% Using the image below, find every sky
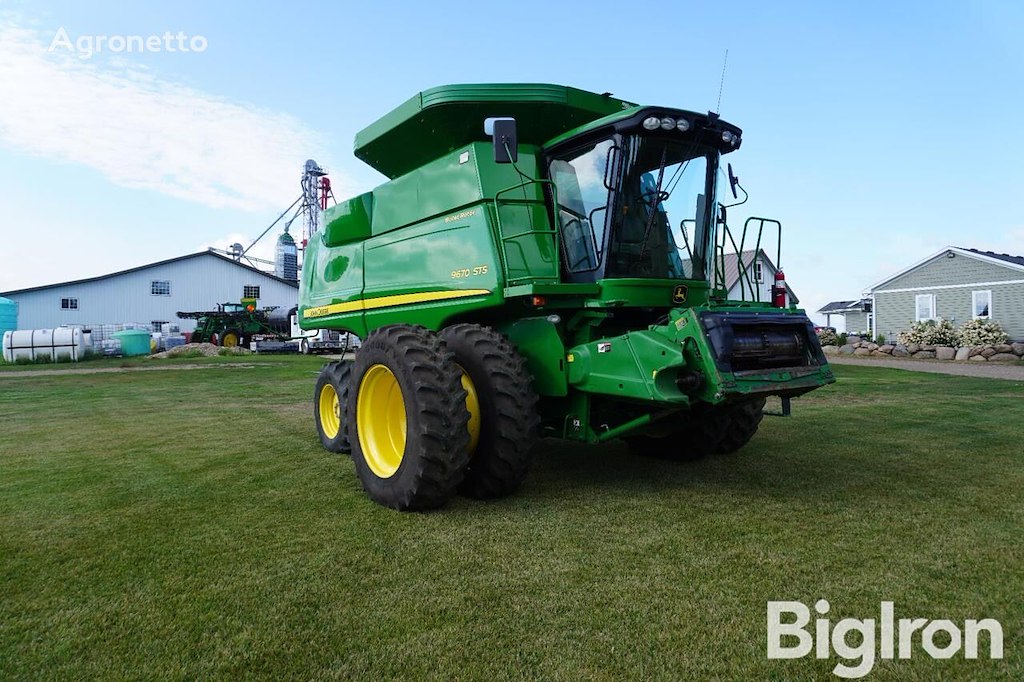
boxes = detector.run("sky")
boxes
[1,0,1022,323]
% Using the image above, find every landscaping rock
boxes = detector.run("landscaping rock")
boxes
[1012,342,1024,356]
[870,350,886,356]
[892,345,911,357]
[847,336,862,345]
[906,343,921,354]
[854,348,872,356]
[878,344,895,353]
[821,345,838,355]
[981,347,997,358]
[867,343,879,351]
[994,344,1014,354]
[969,346,986,357]
[913,350,936,359]
[920,344,936,352]
[839,344,856,355]
[954,347,971,361]
[969,355,988,362]
[988,353,1019,362]
[935,346,956,360]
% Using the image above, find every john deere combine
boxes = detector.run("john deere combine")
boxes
[301,84,833,510]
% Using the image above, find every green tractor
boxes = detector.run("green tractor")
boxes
[301,84,833,511]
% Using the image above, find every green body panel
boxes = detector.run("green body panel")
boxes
[355,84,635,178]
[323,193,373,246]
[300,82,835,443]
[497,317,568,397]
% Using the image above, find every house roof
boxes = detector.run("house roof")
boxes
[817,298,871,314]
[866,246,1024,292]
[964,248,1024,268]
[1,250,299,296]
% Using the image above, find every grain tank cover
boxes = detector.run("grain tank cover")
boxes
[354,84,636,179]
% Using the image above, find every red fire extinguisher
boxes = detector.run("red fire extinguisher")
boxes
[772,270,787,308]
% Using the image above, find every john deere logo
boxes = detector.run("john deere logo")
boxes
[672,284,688,304]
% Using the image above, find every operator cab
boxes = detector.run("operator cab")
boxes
[542,108,742,285]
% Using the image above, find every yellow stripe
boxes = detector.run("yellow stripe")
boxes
[302,289,491,320]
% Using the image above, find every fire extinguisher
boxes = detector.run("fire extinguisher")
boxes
[772,270,787,308]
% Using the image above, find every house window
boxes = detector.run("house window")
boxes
[243,285,260,299]
[972,290,992,319]
[753,261,764,283]
[915,294,936,321]
[61,297,78,310]
[151,280,171,296]
[151,320,169,332]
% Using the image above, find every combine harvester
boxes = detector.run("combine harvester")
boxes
[298,84,834,510]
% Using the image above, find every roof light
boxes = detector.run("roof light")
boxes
[675,118,690,132]
[642,116,661,130]
[660,117,676,130]
[722,131,734,144]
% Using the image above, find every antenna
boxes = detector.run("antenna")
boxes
[716,48,729,113]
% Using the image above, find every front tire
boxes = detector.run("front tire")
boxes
[440,324,540,499]
[349,325,470,511]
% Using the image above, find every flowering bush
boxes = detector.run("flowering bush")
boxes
[958,319,1009,347]
[816,328,838,346]
[897,319,959,346]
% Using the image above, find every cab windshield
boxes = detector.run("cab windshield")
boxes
[548,134,719,282]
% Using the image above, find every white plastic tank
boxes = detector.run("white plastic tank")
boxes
[3,328,86,363]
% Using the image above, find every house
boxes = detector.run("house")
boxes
[866,246,1024,341]
[816,298,872,334]
[719,249,800,305]
[1,250,299,333]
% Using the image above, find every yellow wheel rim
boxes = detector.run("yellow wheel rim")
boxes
[222,332,239,347]
[318,382,341,439]
[357,364,407,478]
[458,365,481,456]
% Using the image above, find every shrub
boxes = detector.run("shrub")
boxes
[875,334,886,345]
[897,319,958,347]
[816,328,838,346]
[836,333,848,347]
[958,319,1009,347]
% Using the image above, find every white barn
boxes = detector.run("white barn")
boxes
[1,251,299,333]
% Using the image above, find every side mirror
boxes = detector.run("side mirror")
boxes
[485,117,517,163]
[727,162,739,199]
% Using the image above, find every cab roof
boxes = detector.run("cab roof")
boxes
[354,84,636,178]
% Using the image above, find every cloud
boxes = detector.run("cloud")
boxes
[0,21,344,211]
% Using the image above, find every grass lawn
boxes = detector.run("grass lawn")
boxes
[1,359,1021,679]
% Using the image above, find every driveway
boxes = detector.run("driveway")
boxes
[828,355,1024,381]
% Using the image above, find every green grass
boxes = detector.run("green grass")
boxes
[1,360,1021,680]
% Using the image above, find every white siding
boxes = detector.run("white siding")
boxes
[5,253,298,332]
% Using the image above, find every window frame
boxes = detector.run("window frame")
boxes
[753,261,764,283]
[243,285,261,299]
[915,293,936,322]
[150,280,171,296]
[972,290,992,320]
[61,297,79,310]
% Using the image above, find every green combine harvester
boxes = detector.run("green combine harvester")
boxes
[300,84,834,510]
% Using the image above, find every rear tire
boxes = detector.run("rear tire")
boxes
[440,324,540,499]
[713,398,766,454]
[314,361,353,453]
[349,325,470,511]
[625,398,766,459]
[221,329,242,347]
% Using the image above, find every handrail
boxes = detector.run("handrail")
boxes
[493,179,561,286]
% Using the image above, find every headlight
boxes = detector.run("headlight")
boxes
[642,116,661,130]
[675,119,690,132]
[660,117,676,130]
[722,131,734,144]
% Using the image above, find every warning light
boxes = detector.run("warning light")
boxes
[530,295,546,307]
